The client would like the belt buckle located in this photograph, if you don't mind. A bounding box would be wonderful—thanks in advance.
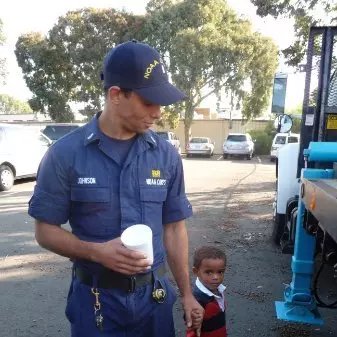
[128,276,136,293]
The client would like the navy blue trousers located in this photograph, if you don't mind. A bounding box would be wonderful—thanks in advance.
[65,276,177,337]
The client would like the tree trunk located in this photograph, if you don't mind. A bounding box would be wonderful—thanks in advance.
[184,104,194,152]
[184,121,191,153]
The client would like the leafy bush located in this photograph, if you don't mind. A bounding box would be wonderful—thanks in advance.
[290,115,302,133]
[264,120,277,138]
[249,129,274,155]
[248,114,301,155]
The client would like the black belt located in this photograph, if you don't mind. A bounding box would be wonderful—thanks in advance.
[75,264,166,292]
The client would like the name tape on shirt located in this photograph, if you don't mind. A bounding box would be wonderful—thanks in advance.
[77,177,96,185]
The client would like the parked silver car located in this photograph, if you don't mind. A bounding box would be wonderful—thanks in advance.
[0,124,51,191]
[223,133,254,160]
[186,137,215,157]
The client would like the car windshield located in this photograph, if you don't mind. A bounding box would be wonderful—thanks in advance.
[42,125,79,141]
[226,135,246,142]
[190,137,208,143]
[156,132,169,140]
[275,136,287,145]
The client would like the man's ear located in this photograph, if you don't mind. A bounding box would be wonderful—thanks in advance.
[192,266,198,276]
[107,86,121,104]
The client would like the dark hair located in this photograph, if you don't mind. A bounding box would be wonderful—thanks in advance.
[193,246,227,269]
[104,87,132,99]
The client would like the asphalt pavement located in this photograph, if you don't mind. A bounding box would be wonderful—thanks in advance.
[1,155,337,336]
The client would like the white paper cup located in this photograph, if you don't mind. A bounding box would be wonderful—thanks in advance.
[121,224,153,266]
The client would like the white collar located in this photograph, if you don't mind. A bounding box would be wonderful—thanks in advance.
[195,278,226,299]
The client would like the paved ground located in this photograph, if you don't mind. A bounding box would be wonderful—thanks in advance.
[1,155,337,336]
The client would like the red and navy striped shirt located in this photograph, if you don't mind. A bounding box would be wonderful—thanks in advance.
[187,281,227,337]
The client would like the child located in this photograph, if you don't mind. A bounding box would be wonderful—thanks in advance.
[187,246,227,337]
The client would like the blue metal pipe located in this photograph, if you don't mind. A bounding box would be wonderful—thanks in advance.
[304,142,337,162]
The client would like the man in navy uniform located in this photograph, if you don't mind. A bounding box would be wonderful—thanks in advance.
[28,40,203,337]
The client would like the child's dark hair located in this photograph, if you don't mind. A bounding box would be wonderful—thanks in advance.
[193,246,227,269]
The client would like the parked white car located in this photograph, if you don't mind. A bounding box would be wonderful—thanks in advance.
[223,133,254,160]
[270,133,300,161]
[155,131,181,154]
[0,124,51,191]
[186,137,214,157]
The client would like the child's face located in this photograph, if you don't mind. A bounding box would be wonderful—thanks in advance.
[193,258,226,293]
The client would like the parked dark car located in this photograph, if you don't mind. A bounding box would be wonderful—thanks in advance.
[41,123,81,143]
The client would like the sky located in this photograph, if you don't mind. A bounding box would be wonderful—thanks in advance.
[0,0,305,114]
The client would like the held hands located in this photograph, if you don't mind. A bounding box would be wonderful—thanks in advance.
[191,309,203,337]
[92,237,152,274]
[183,295,204,337]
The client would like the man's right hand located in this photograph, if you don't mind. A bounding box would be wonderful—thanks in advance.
[34,222,151,275]
[91,237,152,275]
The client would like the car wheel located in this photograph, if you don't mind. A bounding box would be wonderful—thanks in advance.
[270,157,275,162]
[246,153,252,160]
[0,165,14,191]
[223,154,228,159]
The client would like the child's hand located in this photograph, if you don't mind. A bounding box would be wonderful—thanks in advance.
[182,295,204,331]
[191,308,203,337]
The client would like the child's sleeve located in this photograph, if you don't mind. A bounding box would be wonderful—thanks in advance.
[186,330,197,337]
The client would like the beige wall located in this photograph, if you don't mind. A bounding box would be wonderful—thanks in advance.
[153,119,269,154]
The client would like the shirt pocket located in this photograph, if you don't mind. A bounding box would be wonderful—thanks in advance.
[70,187,110,215]
[70,187,113,238]
[139,188,167,234]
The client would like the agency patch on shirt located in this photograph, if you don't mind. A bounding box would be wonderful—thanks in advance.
[146,169,167,186]
[151,169,161,178]
[146,178,167,186]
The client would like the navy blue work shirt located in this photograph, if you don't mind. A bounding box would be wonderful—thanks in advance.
[28,114,193,270]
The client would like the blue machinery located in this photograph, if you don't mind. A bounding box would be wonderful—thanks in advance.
[276,142,337,324]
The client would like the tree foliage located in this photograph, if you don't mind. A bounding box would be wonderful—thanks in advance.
[0,18,7,86]
[286,104,302,133]
[142,0,278,144]
[15,8,143,122]
[15,1,278,140]
[0,94,33,114]
[251,0,336,67]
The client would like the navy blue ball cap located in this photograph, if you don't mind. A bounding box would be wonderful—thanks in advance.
[101,40,186,106]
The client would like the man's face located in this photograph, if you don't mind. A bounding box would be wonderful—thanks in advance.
[117,90,161,134]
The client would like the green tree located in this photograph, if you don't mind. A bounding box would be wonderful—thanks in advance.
[0,94,33,114]
[286,104,302,133]
[251,0,336,67]
[15,2,277,133]
[15,8,144,122]
[0,18,7,86]
[264,119,276,138]
[156,104,182,130]
[142,0,278,147]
